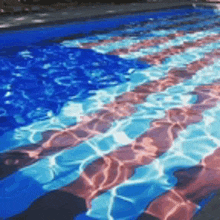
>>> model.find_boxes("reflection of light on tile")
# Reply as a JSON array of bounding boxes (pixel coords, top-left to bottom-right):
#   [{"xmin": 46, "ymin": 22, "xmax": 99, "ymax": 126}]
[
  {"xmin": 15, "ymin": 17, "xmax": 26, "ymax": 21},
  {"xmin": 113, "ymin": 132, "xmax": 132, "ymax": 145},
  {"xmin": 32, "ymin": 19, "xmax": 45, "ymax": 23},
  {"xmin": 0, "ymin": 24, "xmax": 11, "ymax": 28},
  {"xmin": 0, "ymin": 108, "xmax": 6, "ymax": 116},
  {"xmin": 62, "ymin": 12, "xmax": 68, "ymax": 15}
]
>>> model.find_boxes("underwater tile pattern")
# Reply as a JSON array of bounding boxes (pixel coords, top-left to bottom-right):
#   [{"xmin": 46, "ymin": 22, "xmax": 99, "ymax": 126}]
[{"xmin": 1, "ymin": 7, "xmax": 220, "ymax": 220}]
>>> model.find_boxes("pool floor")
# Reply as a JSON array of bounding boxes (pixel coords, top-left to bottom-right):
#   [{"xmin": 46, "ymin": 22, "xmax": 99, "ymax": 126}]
[{"xmin": 1, "ymin": 6, "xmax": 220, "ymax": 220}]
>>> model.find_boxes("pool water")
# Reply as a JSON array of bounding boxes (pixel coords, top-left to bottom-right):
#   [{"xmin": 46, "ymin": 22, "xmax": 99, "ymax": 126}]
[{"xmin": 1, "ymin": 6, "xmax": 220, "ymax": 220}]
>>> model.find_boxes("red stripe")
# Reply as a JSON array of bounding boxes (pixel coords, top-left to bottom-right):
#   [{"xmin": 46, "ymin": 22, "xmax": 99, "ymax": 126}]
[
  {"xmin": 109, "ymin": 32, "xmax": 185, "ymax": 56},
  {"xmin": 1, "ymin": 48, "xmax": 220, "ymax": 181},
  {"xmin": 144, "ymin": 145, "xmax": 220, "ymax": 220},
  {"xmin": 140, "ymin": 33, "xmax": 220, "ymax": 65},
  {"xmin": 60, "ymin": 81, "xmax": 220, "ymax": 208}
]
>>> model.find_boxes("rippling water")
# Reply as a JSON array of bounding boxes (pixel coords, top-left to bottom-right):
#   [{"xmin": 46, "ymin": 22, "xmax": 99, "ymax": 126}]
[
  {"xmin": 0, "ymin": 46, "xmax": 147, "ymax": 136},
  {"xmin": 1, "ymin": 6, "xmax": 220, "ymax": 220}
]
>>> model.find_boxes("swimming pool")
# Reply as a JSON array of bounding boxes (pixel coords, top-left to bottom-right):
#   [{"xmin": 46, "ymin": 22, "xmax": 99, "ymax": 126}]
[{"xmin": 1, "ymin": 5, "xmax": 220, "ymax": 220}]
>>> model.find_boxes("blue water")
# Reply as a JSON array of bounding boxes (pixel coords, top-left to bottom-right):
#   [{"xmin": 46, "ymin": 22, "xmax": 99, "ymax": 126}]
[
  {"xmin": 1, "ymin": 6, "xmax": 220, "ymax": 220},
  {"xmin": 0, "ymin": 7, "xmax": 215, "ymax": 136},
  {"xmin": 0, "ymin": 46, "xmax": 147, "ymax": 135}
]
